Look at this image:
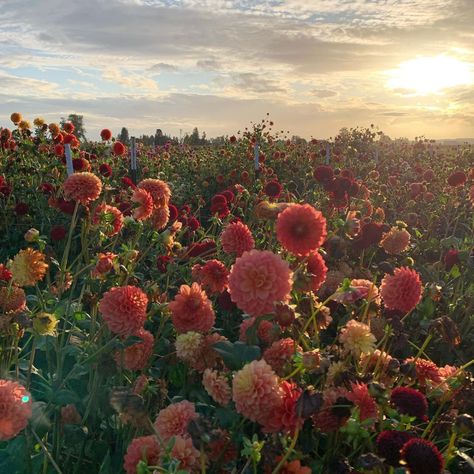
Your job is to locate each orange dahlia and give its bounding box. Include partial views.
[192,259,229,295]
[131,188,153,221]
[10,248,48,287]
[168,282,215,333]
[63,172,102,205]
[380,226,410,254]
[276,204,327,256]
[228,250,293,316]
[0,379,32,440]
[154,400,197,441]
[0,286,26,313]
[92,204,124,236]
[99,285,148,336]
[380,267,422,313]
[151,205,170,230]
[114,328,154,371]
[138,178,171,207]
[221,221,255,257]
[347,382,378,421]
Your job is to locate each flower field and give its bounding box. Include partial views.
[0,113,473,474]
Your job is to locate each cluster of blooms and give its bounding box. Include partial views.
[1,113,473,474]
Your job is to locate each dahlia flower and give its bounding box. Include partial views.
[192,259,229,295]
[376,430,414,466]
[232,360,282,425]
[263,338,300,376]
[390,386,428,420]
[99,285,148,336]
[303,251,328,293]
[169,435,200,471]
[151,205,169,230]
[380,226,410,254]
[221,221,255,257]
[123,436,161,474]
[138,178,171,207]
[228,250,293,316]
[0,286,26,313]
[339,320,376,356]
[400,438,444,474]
[92,204,124,237]
[114,328,154,371]
[168,282,215,333]
[131,188,153,221]
[380,267,422,313]
[10,248,48,287]
[63,172,102,205]
[0,379,32,440]
[347,382,378,421]
[154,400,197,441]
[276,204,327,256]
[202,369,231,406]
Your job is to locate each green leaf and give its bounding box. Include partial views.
[213,341,261,370]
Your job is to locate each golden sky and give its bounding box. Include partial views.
[0,0,473,139]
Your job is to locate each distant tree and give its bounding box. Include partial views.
[118,127,130,145]
[60,114,86,140]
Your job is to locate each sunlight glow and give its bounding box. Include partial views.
[387,56,473,95]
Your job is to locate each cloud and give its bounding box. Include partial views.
[0,0,473,138]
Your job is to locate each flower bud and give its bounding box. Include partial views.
[24,228,40,242]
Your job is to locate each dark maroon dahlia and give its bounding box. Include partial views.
[390,387,428,421]
[400,438,444,474]
[376,430,414,466]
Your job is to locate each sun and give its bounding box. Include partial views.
[386,55,473,95]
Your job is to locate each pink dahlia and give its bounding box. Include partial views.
[380,267,422,313]
[232,359,282,425]
[114,328,154,371]
[168,435,200,471]
[0,380,32,440]
[99,286,148,336]
[168,282,215,333]
[228,250,293,316]
[192,259,229,295]
[261,381,302,434]
[202,369,231,406]
[276,204,327,256]
[123,436,161,474]
[154,400,197,441]
[221,221,255,257]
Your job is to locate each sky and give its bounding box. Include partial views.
[0,0,473,140]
